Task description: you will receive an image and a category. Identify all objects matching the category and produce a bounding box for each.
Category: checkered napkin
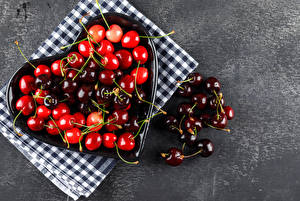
[0,0,198,200]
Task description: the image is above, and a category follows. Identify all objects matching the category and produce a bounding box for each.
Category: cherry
[117,132,135,151]
[34,65,51,78]
[191,93,207,110]
[27,116,44,131]
[196,139,214,157]
[113,92,130,110]
[64,127,82,144]
[118,75,135,94]
[87,59,99,70]
[63,92,76,105]
[88,24,106,43]
[43,94,58,109]
[95,86,113,104]
[105,115,121,132]
[51,60,67,77]
[177,83,192,97]
[51,77,63,94]
[209,94,225,109]
[98,70,115,85]
[86,111,103,132]
[79,68,97,83]
[179,132,197,146]
[223,106,234,120]
[101,53,119,70]
[52,103,70,120]
[106,24,123,43]
[62,79,78,93]
[35,74,52,90]
[124,116,139,132]
[112,110,129,125]
[73,112,86,128]
[19,75,35,94]
[193,118,203,132]
[177,103,193,116]
[179,73,203,86]
[76,84,94,103]
[164,115,179,133]
[121,30,140,48]
[132,46,148,64]
[133,88,146,104]
[46,120,60,135]
[184,117,196,134]
[67,52,85,69]
[34,89,50,105]
[115,49,133,69]
[130,67,148,85]
[78,102,95,115]
[66,70,77,80]
[103,133,117,148]
[36,105,51,119]
[199,114,211,128]
[78,40,94,58]
[161,148,183,166]
[85,132,102,151]
[205,77,221,93]
[16,95,35,115]
[114,69,123,79]
[57,114,75,131]
[96,40,114,55]
[211,113,228,129]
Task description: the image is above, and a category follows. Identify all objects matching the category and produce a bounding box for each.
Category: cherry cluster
[161,73,235,166]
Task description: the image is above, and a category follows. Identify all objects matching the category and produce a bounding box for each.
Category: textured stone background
[0,0,300,201]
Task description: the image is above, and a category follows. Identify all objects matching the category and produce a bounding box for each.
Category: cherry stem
[179,115,185,134]
[170,125,183,134]
[114,142,139,165]
[31,92,38,118]
[79,13,101,47]
[60,55,75,77]
[49,116,67,144]
[60,38,87,50]
[87,36,105,60]
[139,30,175,39]
[189,103,197,117]
[181,143,186,152]
[132,120,148,139]
[72,55,91,81]
[91,99,109,113]
[183,149,203,159]
[78,132,87,152]
[213,90,224,115]
[112,88,123,101]
[177,85,184,90]
[64,131,70,148]
[205,123,231,133]
[59,98,68,103]
[113,80,132,98]
[137,111,163,124]
[14,41,36,69]
[177,77,193,84]
[160,153,169,158]
[13,110,23,136]
[96,0,110,30]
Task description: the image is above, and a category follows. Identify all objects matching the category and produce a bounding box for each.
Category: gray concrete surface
[0,0,300,200]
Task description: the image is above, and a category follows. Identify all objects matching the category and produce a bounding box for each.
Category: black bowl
[6,13,158,162]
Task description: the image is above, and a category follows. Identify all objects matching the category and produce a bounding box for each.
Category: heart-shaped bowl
[6,12,158,162]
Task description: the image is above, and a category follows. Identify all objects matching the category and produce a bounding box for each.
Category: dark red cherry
[43,94,58,109]
[191,93,207,110]
[118,75,135,94]
[77,84,94,103]
[46,119,60,135]
[79,68,97,83]
[96,40,114,55]
[179,132,197,146]
[88,24,106,43]
[196,139,214,157]
[133,88,146,104]
[199,114,211,127]
[64,128,82,144]
[78,40,94,58]
[162,148,183,166]
[114,69,123,79]
[177,103,193,116]
[34,65,51,78]
[193,117,203,132]
[57,114,75,131]
[205,77,221,93]
[85,132,102,151]
[34,89,50,105]
[209,94,225,109]
[67,52,85,69]
[184,118,196,134]
[124,116,139,132]
[99,70,115,85]
[223,106,234,120]
[101,53,119,70]
[87,59,99,70]
[73,112,86,128]
[62,79,78,93]
[105,115,120,132]
[177,83,192,97]
[117,132,135,151]
[51,77,63,94]
[132,46,148,64]
[19,75,35,94]
[121,30,140,48]
[164,115,179,133]
[211,114,228,129]
[130,67,148,85]
[96,86,113,104]
[16,95,35,116]
[103,133,117,148]
[77,102,97,115]
[27,116,44,131]
[66,70,77,80]
[63,92,76,105]
[35,74,52,90]
[113,92,130,110]
[115,49,133,70]
[186,73,203,86]
[51,60,67,77]
[112,110,129,125]
[52,103,70,120]
[36,105,51,120]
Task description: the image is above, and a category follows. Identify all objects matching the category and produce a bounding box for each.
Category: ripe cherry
[27,116,44,131]
[196,139,214,157]
[96,40,114,56]
[133,88,146,104]
[113,92,131,110]
[98,70,115,85]
[79,68,97,83]
[34,65,51,78]
[101,53,119,70]
[73,112,86,128]
[78,40,94,58]
[87,59,99,70]
[164,115,179,133]
[76,84,94,103]
[16,95,35,116]
[199,114,211,127]
[177,83,192,97]
[114,69,123,79]
[209,94,225,109]
[66,70,77,80]
[105,115,121,132]
[205,77,221,93]
[64,127,82,144]
[223,106,234,120]
[118,75,135,94]
[85,132,102,151]
[124,116,139,132]
[178,73,203,86]
[106,24,123,43]
[63,92,76,105]
[88,24,106,43]
[34,89,50,105]
[43,94,58,109]
[130,67,148,85]
[112,110,129,125]
[67,52,85,69]
[34,74,52,90]
[161,148,183,166]
[179,132,197,146]
[177,103,193,116]
[211,113,228,129]
[62,79,78,93]
[191,93,207,110]
[51,60,67,76]
[121,30,140,48]
[117,132,135,151]
[96,86,113,105]
[36,105,51,119]
[103,133,117,148]
[115,49,133,70]
[19,75,35,94]
[57,114,75,131]
[46,120,60,135]
[132,46,148,64]
[52,103,70,120]
[86,112,103,132]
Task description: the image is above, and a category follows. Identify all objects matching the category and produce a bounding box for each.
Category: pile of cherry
[161,73,235,166]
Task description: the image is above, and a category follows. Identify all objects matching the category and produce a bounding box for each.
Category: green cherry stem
[181,142,186,152]
[137,111,163,124]
[49,116,67,144]
[139,30,175,39]
[205,123,231,133]
[96,0,110,30]
[183,149,203,159]
[91,99,109,114]
[13,110,23,136]
[79,14,101,47]
[14,41,36,69]
[113,80,132,98]
[178,115,185,134]
[177,77,193,84]
[132,120,148,139]
[72,54,92,81]
[60,38,88,50]
[114,142,139,165]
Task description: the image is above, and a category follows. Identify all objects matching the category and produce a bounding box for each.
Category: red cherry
[105,115,120,132]
[132,46,148,64]
[117,132,135,151]
[96,40,114,56]
[88,24,106,43]
[112,110,129,125]
[86,112,103,132]
[121,30,140,48]
[73,112,86,128]
[16,95,35,116]
[52,103,70,120]
[224,106,235,120]
[115,49,133,70]
[19,75,35,94]
[46,120,61,135]
[51,60,67,76]
[64,128,82,144]
[66,70,77,80]
[130,67,148,85]
[85,132,102,151]
[67,52,85,69]
[27,116,44,131]
[34,89,50,105]
[103,133,117,148]
[78,40,94,58]
[106,24,123,43]
[57,114,75,131]
[36,105,51,119]
[34,65,51,78]
[211,114,228,129]
[98,70,115,85]
[118,75,135,94]
[101,53,119,70]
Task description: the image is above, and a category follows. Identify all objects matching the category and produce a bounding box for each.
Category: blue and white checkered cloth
[0,0,198,200]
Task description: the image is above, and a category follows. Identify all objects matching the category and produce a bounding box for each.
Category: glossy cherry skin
[205,77,221,93]
[36,105,51,120]
[117,132,135,151]
[79,68,97,83]
[87,59,99,70]
[106,24,123,43]
[177,103,193,116]
[114,69,123,79]
[96,86,113,105]
[66,70,77,80]
[99,70,115,85]
[211,114,228,128]
[133,88,146,104]
[67,52,85,69]
[19,75,35,94]
[62,79,78,93]
[177,83,192,97]
[113,92,131,110]
[85,132,102,151]
[186,72,203,86]
[191,93,207,110]
[103,133,117,148]
[43,94,58,109]
[199,114,211,127]
[63,92,76,105]
[34,89,50,105]
[86,112,103,132]
[124,116,139,132]
[163,148,183,166]
[101,53,119,70]
[64,128,82,144]
[34,65,51,78]
[46,120,60,135]
[223,106,234,120]
[184,118,196,134]
[77,102,97,115]
[196,139,214,157]
[27,116,44,131]
[118,75,135,94]
[52,103,70,120]
[73,112,86,128]
[57,114,75,131]
[121,30,140,48]
[112,110,129,125]
[35,74,52,90]
[96,40,114,56]
[164,115,179,133]
[105,115,120,132]
[16,95,35,116]
[209,94,225,109]
[132,46,148,64]
[51,60,67,77]
[179,132,197,146]
[88,24,106,43]
[78,40,94,58]
[115,49,133,69]
[76,84,94,103]
[130,67,148,85]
